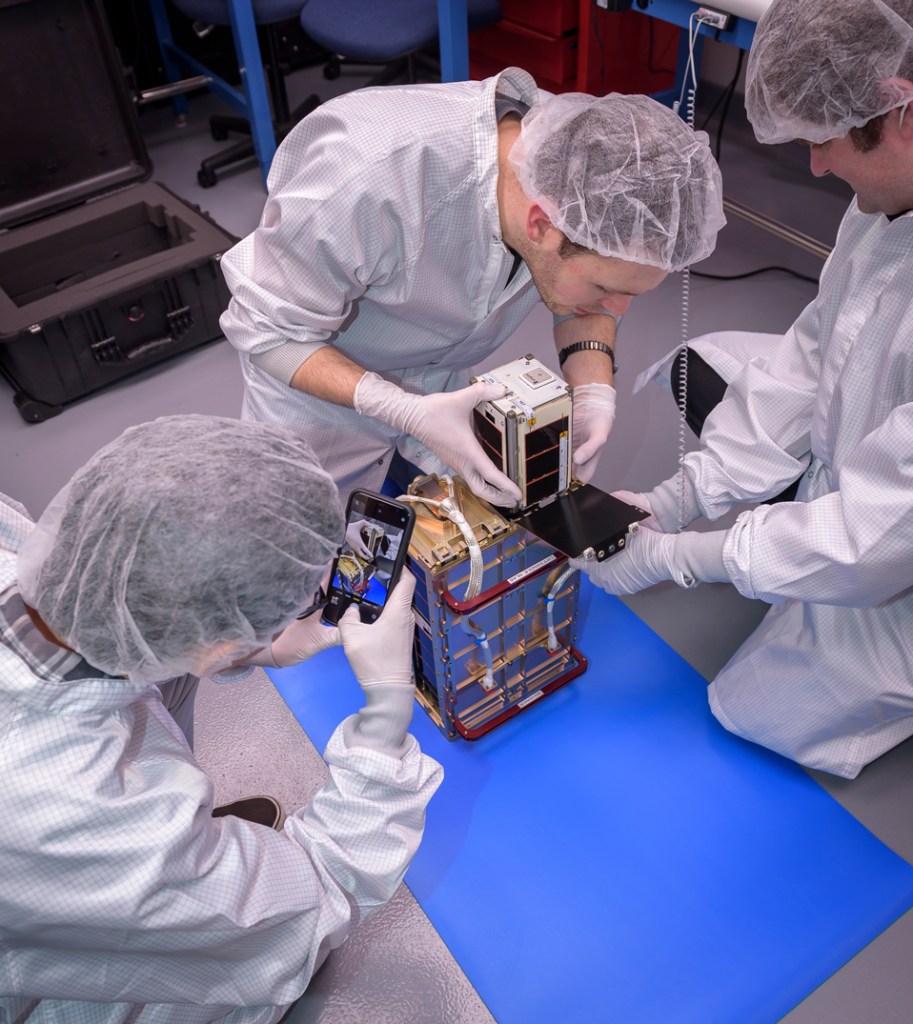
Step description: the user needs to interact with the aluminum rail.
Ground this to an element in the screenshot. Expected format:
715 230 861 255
723 196 834 261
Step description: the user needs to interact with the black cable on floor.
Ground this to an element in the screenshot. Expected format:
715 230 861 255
692 265 820 284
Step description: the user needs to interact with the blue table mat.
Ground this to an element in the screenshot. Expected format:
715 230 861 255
270 584 913 1024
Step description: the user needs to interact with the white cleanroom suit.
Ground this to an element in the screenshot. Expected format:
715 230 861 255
0 495 442 1023
639 201 913 778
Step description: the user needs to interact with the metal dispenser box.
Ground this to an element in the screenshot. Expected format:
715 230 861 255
406 476 586 741
403 355 648 741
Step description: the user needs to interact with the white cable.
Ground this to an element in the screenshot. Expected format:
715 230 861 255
460 616 495 691
544 564 577 653
398 476 484 600
400 478 494 690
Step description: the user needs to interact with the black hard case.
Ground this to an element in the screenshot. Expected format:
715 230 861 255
0 0 237 422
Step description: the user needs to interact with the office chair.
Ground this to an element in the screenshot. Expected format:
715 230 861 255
171 0 324 186
298 0 502 87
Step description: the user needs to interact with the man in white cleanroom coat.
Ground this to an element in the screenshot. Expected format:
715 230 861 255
0 415 441 1023
572 0 913 779
219 68 725 508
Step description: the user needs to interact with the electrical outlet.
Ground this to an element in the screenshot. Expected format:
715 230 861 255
695 5 732 29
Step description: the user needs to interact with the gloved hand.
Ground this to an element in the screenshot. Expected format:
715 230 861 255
570 528 698 595
339 573 418 756
640 471 702 534
354 373 522 507
571 527 729 594
345 519 375 560
572 383 616 484
339 572 415 685
245 615 342 668
612 489 662 532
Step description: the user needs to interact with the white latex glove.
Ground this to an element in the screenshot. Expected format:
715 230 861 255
339 572 416 686
612 489 662 532
345 519 375 560
572 383 616 484
339 573 418 756
244 615 342 668
570 528 697 595
571 528 729 595
354 373 522 507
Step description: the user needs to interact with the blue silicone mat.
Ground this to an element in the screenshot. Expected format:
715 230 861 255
270 584 913 1024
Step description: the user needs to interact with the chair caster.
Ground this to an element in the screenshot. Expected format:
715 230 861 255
197 166 218 188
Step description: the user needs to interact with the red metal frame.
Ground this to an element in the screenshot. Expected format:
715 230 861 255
452 646 589 740
442 551 568 615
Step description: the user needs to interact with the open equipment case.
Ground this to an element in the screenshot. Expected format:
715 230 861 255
0 0 237 423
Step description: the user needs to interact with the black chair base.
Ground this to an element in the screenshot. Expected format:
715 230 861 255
195 18 328 188
197 92 320 187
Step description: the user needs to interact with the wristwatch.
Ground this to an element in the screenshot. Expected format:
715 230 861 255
558 340 617 373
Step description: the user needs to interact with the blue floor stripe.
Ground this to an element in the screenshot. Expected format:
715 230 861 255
271 584 913 1024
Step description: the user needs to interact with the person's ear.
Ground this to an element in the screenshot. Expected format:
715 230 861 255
880 78 913 138
879 76 913 105
526 203 562 249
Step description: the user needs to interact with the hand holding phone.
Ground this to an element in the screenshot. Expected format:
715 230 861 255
322 490 416 625
245 614 342 668
339 572 416 687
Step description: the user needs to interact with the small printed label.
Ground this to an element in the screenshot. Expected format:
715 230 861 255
518 690 545 709
507 553 556 585
513 397 536 422
558 429 570 491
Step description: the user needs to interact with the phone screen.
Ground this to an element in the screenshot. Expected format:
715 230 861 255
321 490 415 625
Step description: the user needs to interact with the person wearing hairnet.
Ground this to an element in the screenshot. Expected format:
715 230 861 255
0 415 442 1024
219 68 725 507
573 0 913 780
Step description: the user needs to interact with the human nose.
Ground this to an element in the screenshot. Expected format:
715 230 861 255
808 145 830 178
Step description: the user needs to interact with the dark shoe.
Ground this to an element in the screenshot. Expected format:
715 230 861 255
213 795 284 830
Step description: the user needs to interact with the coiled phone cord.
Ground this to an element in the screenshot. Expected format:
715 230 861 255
672 13 702 532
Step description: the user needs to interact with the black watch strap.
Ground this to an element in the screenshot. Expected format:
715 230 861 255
558 340 617 373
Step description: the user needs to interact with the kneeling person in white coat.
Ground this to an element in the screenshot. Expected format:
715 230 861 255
573 0 913 780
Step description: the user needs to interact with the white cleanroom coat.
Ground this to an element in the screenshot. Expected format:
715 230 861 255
0 496 442 1023
219 69 543 500
642 201 913 778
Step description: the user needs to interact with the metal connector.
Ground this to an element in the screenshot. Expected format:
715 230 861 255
695 5 732 29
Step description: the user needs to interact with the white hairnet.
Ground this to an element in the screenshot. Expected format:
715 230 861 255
746 0 913 144
18 415 344 682
508 92 725 271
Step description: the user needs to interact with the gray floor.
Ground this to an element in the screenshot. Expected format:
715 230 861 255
3 56 913 1024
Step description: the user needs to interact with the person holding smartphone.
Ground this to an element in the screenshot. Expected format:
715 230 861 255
219 70 725 508
0 414 442 1024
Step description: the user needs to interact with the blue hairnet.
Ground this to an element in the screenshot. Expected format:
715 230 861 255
18 415 344 682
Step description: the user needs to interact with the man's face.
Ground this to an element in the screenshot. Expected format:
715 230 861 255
802 127 906 215
523 246 668 318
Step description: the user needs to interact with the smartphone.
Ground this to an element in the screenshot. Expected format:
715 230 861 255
321 489 416 625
